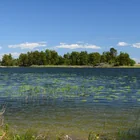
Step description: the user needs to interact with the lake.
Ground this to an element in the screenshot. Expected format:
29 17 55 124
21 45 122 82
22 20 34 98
0 68 140 139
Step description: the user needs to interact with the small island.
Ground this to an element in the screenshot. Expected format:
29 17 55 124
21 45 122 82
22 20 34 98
0 48 136 67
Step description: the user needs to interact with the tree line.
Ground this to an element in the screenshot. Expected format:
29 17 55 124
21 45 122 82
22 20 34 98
0 48 135 66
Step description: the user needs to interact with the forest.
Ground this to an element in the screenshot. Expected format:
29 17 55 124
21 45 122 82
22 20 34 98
0 48 136 67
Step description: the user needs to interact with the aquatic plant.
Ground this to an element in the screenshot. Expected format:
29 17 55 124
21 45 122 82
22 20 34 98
88 132 101 140
56 133 72 140
0 104 6 127
4 128 50 140
116 127 140 140
0 104 6 139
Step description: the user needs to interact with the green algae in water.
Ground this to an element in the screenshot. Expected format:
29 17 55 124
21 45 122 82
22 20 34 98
81 99 87 102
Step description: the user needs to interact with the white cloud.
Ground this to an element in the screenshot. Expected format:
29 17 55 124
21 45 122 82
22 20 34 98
132 43 140 48
117 42 129 46
0 46 2 49
117 42 140 48
8 42 47 50
55 43 101 49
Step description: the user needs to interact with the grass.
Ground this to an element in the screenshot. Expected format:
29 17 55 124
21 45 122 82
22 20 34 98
115 64 140 68
30 65 94 68
3 127 49 140
87 128 140 140
116 127 140 140
0 125 140 140
29 64 140 68
0 64 140 68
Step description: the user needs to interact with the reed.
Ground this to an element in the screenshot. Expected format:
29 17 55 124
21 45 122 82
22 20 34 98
0 104 6 139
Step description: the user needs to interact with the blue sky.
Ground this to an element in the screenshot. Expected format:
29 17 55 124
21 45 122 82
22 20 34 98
0 0 140 62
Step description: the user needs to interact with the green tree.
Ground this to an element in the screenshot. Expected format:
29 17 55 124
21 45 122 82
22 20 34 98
1 54 14 66
129 59 136 66
63 53 71 65
70 51 80 65
88 52 101 66
104 52 112 64
39 51 47 65
45 49 51 65
13 59 19 66
117 52 130 66
110 48 117 64
110 48 117 58
18 53 28 66
50 50 59 65
27 52 34 66
45 49 59 65
0 48 135 67
79 51 88 65
100 52 107 63
58 56 64 65
32 51 40 65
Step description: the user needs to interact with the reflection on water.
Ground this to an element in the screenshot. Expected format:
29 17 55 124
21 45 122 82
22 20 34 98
0 68 140 138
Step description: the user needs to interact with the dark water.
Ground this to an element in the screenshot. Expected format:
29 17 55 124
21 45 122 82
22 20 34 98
0 68 140 138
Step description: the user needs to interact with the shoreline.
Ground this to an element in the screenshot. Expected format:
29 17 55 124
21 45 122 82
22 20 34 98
0 64 140 68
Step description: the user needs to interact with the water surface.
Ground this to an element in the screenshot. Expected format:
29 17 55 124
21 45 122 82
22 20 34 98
0 68 140 138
